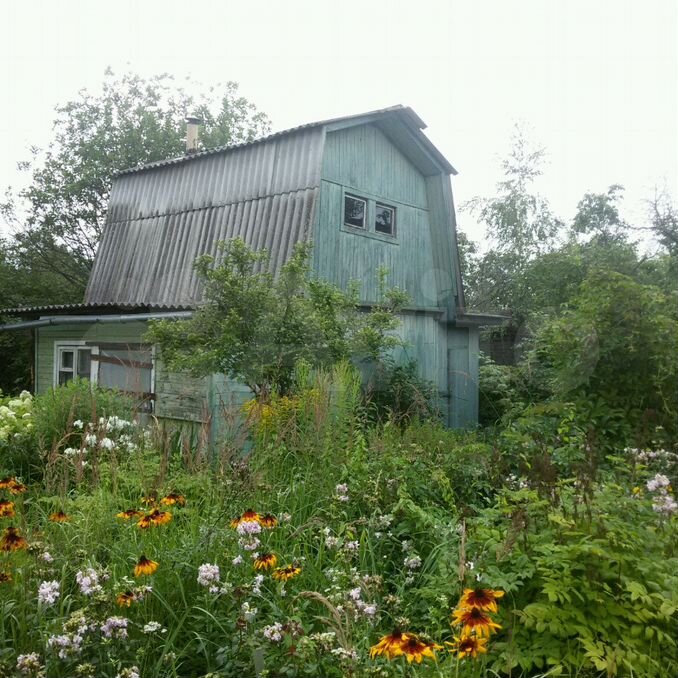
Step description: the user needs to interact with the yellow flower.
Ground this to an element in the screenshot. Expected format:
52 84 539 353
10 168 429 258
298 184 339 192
0 527 28 552
134 555 159 577
116 590 136 607
451 607 502 637
230 509 261 528
116 509 144 520
7 480 27 495
160 493 186 507
370 630 410 659
446 634 488 659
140 494 157 506
0 477 25 493
259 513 278 528
48 511 70 523
254 553 277 570
459 587 505 613
400 636 442 664
0 500 16 518
137 509 172 529
272 565 301 582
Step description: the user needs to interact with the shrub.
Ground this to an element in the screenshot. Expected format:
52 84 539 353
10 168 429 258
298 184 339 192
364 358 439 425
0 389 35 476
33 380 134 455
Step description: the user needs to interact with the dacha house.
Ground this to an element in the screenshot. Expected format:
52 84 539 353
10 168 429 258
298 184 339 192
1 106 502 429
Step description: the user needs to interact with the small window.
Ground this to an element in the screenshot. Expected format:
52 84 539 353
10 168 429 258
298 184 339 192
57 347 92 385
344 195 366 229
375 203 395 235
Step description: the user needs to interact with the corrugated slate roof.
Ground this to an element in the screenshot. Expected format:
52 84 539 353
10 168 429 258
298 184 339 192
85 106 458 308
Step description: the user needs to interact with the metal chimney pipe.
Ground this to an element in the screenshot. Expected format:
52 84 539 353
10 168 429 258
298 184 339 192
185 116 203 154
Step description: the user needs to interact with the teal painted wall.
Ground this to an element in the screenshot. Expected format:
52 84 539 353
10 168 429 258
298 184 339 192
316 124 441 309
36 322 208 423
316 123 478 427
448 326 480 428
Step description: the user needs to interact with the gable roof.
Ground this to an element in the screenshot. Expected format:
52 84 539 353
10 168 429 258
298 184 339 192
115 105 457 178
85 106 462 310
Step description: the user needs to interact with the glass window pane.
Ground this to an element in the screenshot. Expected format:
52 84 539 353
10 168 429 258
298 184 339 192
344 195 366 229
77 350 92 379
58 371 73 385
375 204 395 235
98 347 153 394
60 350 74 369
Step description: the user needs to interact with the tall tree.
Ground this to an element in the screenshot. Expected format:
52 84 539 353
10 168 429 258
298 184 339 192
1 69 270 297
462 125 563 317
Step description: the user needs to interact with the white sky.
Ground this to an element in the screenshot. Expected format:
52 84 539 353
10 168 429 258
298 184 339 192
0 0 676 244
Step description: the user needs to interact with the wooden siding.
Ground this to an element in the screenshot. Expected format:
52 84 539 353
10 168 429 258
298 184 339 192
316 126 440 308
36 322 208 423
448 327 480 428
322 124 428 208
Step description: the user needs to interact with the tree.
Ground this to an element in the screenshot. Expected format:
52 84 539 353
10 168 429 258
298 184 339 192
147 239 408 398
530 271 678 435
462 125 563 317
1 69 270 296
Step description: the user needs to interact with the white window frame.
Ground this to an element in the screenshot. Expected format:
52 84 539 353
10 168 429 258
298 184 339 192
53 341 99 386
343 194 368 230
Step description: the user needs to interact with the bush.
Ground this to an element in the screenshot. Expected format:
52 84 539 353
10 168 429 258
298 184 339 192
364 358 439 425
33 380 134 455
0 389 35 476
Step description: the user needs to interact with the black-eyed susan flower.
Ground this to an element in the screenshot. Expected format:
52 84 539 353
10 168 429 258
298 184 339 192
160 493 186 507
400 636 442 664
446 634 488 659
451 607 502 637
370 630 410 659
230 509 260 528
0 477 14 490
116 590 136 607
0 527 28 552
259 513 278 528
0 571 12 583
254 552 277 570
272 565 301 582
116 509 144 520
140 494 157 506
7 480 27 495
459 587 505 613
0 500 16 518
134 555 158 577
48 511 70 523
137 509 172 529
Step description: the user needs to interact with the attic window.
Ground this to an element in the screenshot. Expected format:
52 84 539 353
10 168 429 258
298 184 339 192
375 203 395 235
344 195 366 229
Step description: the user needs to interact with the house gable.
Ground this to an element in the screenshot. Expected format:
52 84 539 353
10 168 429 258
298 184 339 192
314 123 460 314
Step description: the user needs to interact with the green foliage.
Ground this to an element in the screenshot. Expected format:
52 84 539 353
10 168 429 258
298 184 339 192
33 379 134 454
148 239 408 397
2 69 269 294
531 271 678 437
0 390 34 477
364 358 440 425
468 481 678 677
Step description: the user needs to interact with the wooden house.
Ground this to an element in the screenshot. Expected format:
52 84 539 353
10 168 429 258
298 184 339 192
1 106 501 428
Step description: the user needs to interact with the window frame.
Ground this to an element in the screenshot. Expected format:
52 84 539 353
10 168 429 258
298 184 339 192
52 341 156 410
343 193 368 231
340 189 399 243
374 202 396 237
53 341 99 386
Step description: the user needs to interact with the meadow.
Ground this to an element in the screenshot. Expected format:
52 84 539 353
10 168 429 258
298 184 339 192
0 371 677 678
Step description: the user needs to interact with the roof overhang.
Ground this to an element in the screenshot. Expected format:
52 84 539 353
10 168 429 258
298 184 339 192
453 311 510 327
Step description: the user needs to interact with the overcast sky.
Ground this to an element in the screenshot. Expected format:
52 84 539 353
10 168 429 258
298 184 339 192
0 0 676 243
